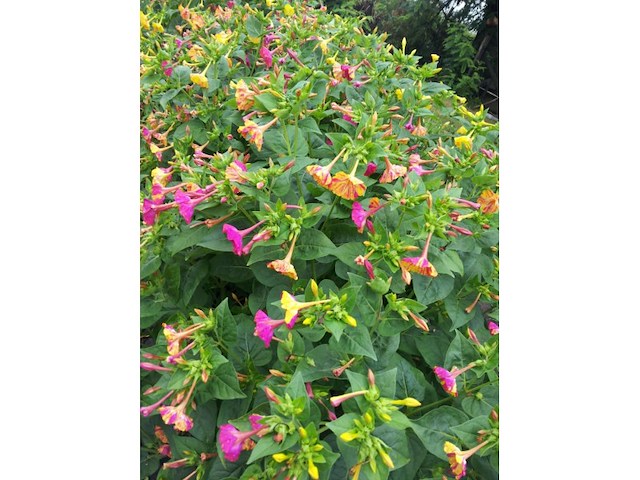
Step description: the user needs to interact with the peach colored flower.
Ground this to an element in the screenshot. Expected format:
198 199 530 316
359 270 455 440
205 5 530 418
238 117 278 151
478 189 499 214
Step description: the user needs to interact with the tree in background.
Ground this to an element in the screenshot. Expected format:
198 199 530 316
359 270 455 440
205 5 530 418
324 0 498 114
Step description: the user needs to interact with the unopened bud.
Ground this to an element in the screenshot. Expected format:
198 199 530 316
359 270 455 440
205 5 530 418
194 308 207 319
368 369 376 387
264 386 280 404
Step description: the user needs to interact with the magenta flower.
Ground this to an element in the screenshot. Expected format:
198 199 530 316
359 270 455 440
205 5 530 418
140 390 174 417
433 366 457 396
142 198 175 226
159 405 194 432
218 419 268 462
253 310 297 348
404 114 414 131
341 64 353 81
174 188 216 224
161 60 173 76
342 114 358 126
364 162 377 176
453 197 481 210
449 224 473 236
242 229 272 255
249 414 264 431
408 164 435 176
351 198 384 233
487 321 499 335
355 255 375 279
222 220 266 255
259 45 273 68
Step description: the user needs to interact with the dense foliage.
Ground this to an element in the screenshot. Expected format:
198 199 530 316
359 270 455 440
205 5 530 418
140 1 499 479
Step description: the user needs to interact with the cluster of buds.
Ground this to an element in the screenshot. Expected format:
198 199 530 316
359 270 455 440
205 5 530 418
271 426 325 480
339 410 397 475
384 292 430 332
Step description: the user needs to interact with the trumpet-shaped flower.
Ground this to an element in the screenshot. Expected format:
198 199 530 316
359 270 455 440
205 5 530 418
238 117 277 152
158 405 194 432
487 321 499 335
454 135 473 150
364 162 377 176
218 419 268 462
306 149 344 188
444 441 467 479
400 232 438 277
267 234 299 280
379 157 407 183
259 45 273 68
254 310 297 347
190 73 209 89
232 79 256 111
433 366 458 397
222 220 267 256
329 170 366 200
280 291 330 324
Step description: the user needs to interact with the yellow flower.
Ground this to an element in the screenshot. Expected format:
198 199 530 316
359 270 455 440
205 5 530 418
454 135 473 150
329 171 366 200
431 53 440 62
280 291 330 324
152 22 164 33
190 73 209 89
214 31 232 44
345 315 357 327
267 259 298 280
283 4 295 16
444 441 467 479
266 0 275 6
456 126 468 135
237 117 277 152
377 448 394 469
140 11 150 30
395 88 404 100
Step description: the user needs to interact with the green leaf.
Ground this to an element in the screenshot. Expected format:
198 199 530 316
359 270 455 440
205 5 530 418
140 254 161 279
196 225 235 253
431 249 464 277
189 400 218 444
180 260 208 306
296 229 336 260
443 330 478 369
159 88 180 110
295 344 341 382
215 298 238 345
247 434 298 464
232 317 272 368
171 65 191 85
414 331 451 368
413 275 455 305
245 15 263 38
210 362 246 400
165 226 211 256
451 417 491 451
461 385 498 417
173 119 208 144
444 294 483 330
410 406 470 460
329 323 377 360
209 253 254 283
390 354 429 403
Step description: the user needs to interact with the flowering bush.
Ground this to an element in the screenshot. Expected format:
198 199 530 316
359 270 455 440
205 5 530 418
140 1 499 479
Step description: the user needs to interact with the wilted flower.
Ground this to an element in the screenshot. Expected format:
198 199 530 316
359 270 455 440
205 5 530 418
364 162 377 176
267 234 299 280
379 157 407 183
157 379 198 432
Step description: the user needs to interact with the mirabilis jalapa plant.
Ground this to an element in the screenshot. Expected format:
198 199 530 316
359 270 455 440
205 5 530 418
140 1 499 479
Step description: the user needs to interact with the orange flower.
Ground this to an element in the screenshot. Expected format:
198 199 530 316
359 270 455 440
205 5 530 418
478 189 499 214
238 117 278 151
329 171 366 200
232 79 257 111
267 234 299 280
306 148 346 188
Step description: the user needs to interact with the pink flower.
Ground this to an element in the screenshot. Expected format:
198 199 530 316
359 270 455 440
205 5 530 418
248 414 264 431
449 224 473 236
433 366 458 397
404 114 414 131
342 114 357 126
161 60 173 76
363 162 377 176
408 164 435 176
487 321 499 335
140 390 175 417
158 405 194 432
242 229 272 255
253 310 296 347
222 220 267 256
379 157 407 183
218 420 268 462
351 198 384 233
354 255 375 279
259 45 273 68
174 188 216 224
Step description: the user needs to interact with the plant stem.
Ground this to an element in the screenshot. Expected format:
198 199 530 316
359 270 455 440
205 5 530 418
320 195 339 233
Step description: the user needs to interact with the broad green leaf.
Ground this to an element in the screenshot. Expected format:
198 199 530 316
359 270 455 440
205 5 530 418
450 416 491 451
461 385 499 417
245 15 263 39
166 226 211 256
414 331 452 368
410 406 470 460
413 275 455 305
247 434 298 464
329 323 377 360
180 260 208 305
140 254 161 279
296 229 336 260
232 317 272 369
443 330 478 370
215 298 238 345
209 362 245 400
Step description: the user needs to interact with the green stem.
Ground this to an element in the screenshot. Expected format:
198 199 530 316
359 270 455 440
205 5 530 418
320 196 340 233
282 123 293 156
408 378 499 418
